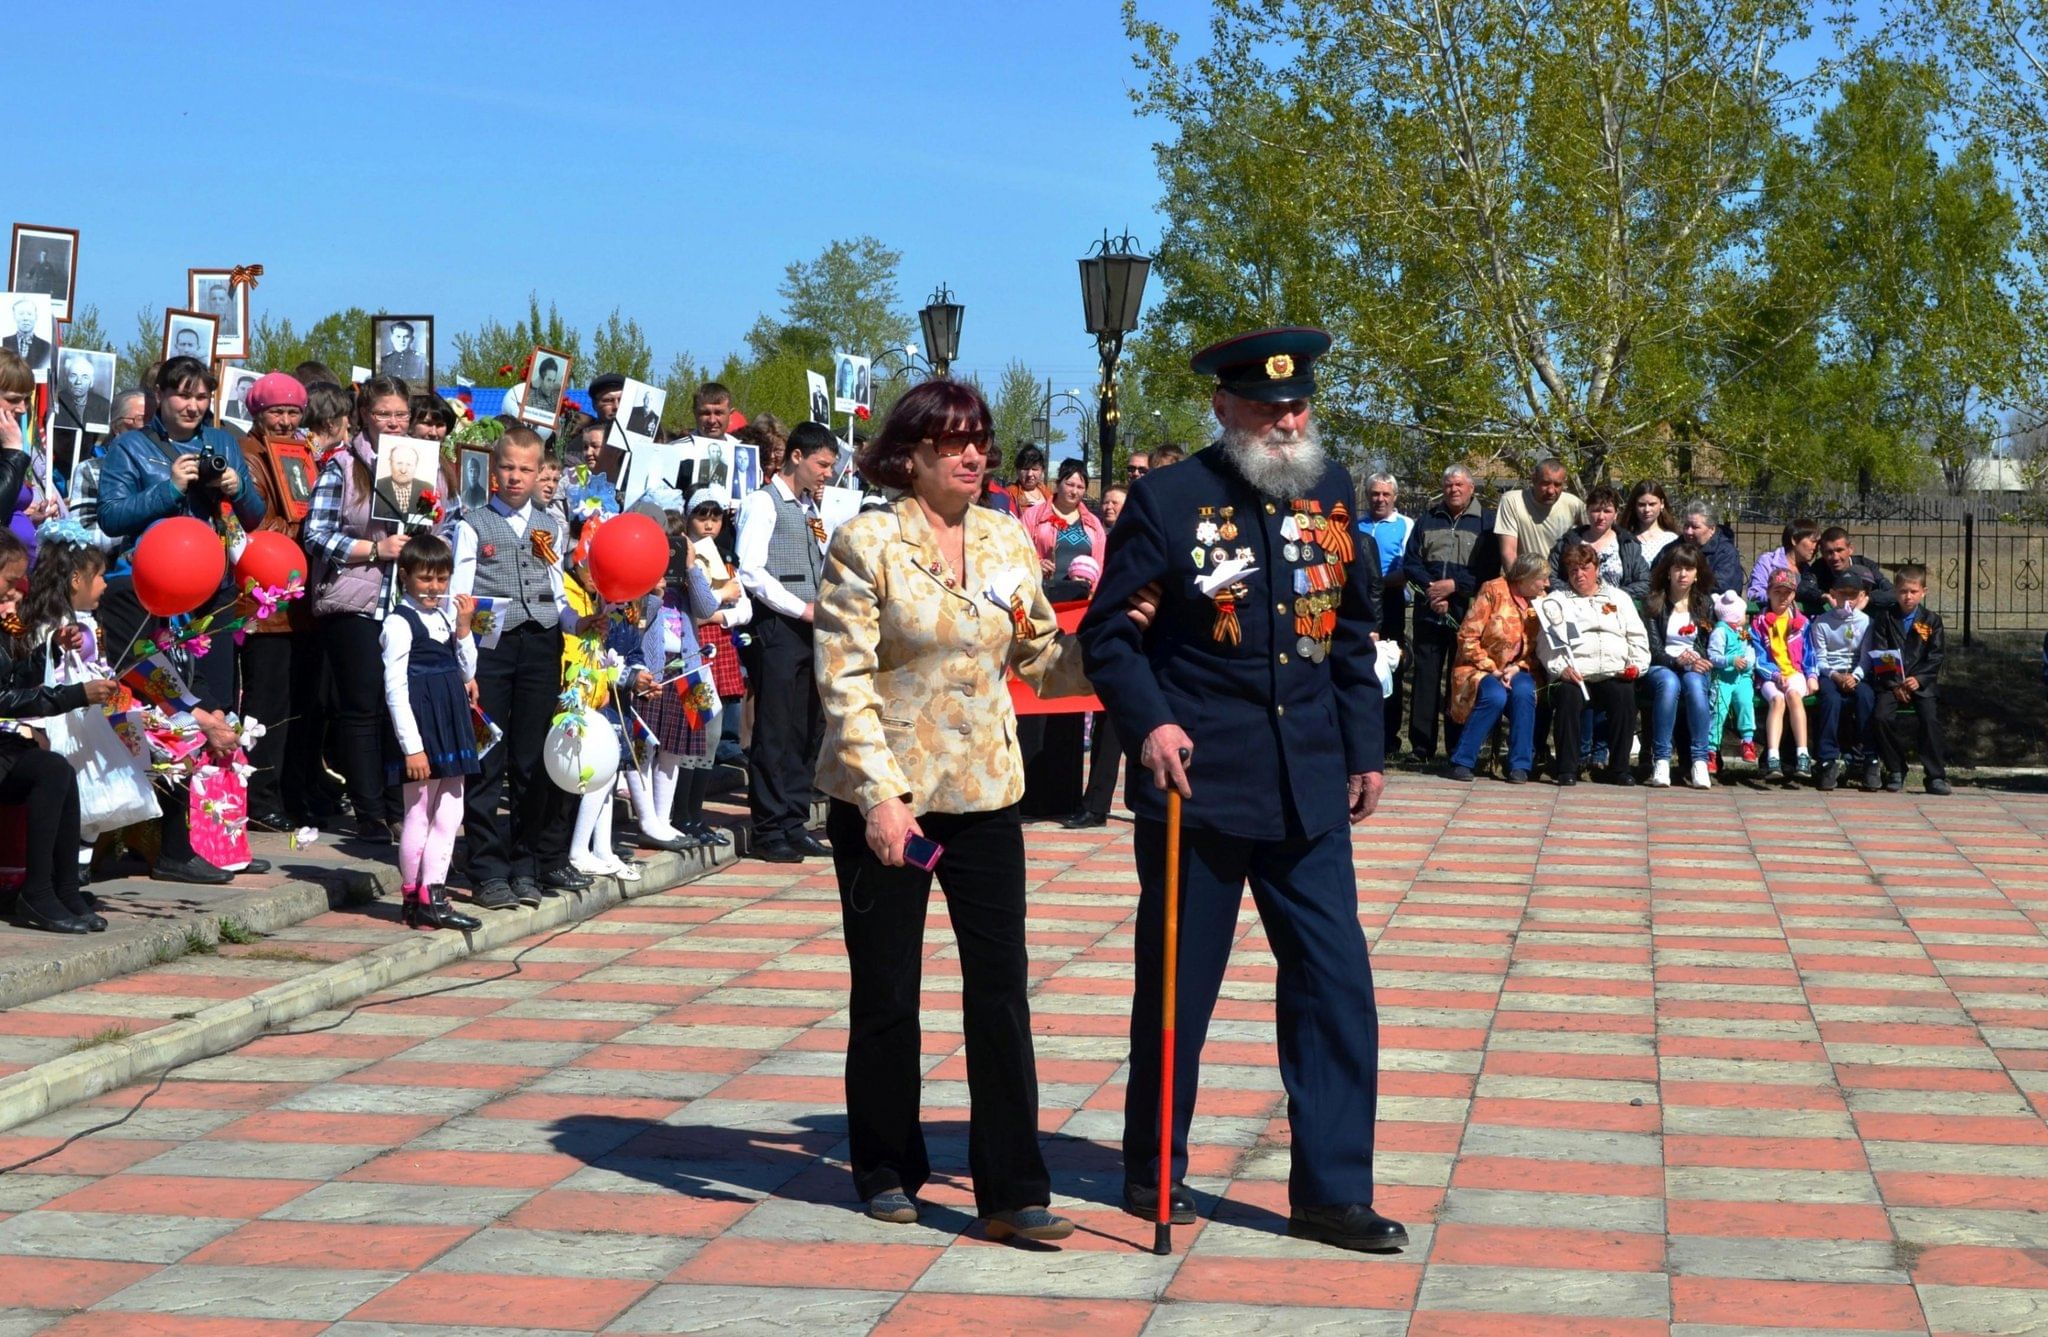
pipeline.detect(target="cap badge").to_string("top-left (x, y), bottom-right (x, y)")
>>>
top-left (1265, 353), bottom-right (1294, 379)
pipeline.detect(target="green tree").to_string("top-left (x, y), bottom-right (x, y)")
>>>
top-left (59, 304), bottom-right (111, 357)
top-left (1125, 0), bottom-right (1827, 488)
top-left (1720, 57), bottom-right (2027, 491)
top-left (745, 236), bottom-right (912, 363)
top-left (245, 307), bottom-right (373, 379)
top-left (119, 306), bottom-right (162, 384)
top-left (589, 307), bottom-right (654, 383)
top-left (449, 294), bottom-right (584, 386)
top-left (989, 360), bottom-right (1064, 456)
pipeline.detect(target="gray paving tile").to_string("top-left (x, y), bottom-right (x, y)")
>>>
top-left (1415, 1265), bottom-right (1669, 1319)
top-left (605, 1283), bottom-right (894, 1333)
top-left (94, 1264), bottom-right (404, 1320)
top-left (1141, 1304), bottom-right (1408, 1334)
top-left (265, 1181), bottom-right (538, 1226)
top-left (425, 1227), bottom-right (700, 1281)
top-left (0, 1210), bottom-right (240, 1263)
top-left (132, 1139), bottom-right (384, 1179)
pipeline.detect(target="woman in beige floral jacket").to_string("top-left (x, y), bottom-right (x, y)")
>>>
top-left (815, 380), bottom-right (1090, 1243)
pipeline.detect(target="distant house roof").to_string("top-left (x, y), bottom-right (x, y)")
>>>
top-left (442, 387), bottom-right (593, 420)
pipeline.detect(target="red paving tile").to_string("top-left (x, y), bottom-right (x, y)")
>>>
top-left (1429, 1222), bottom-right (1667, 1271)
top-left (1165, 1255), bottom-right (1422, 1308)
top-left (506, 1189), bottom-right (757, 1237)
top-left (6, 1257), bottom-right (160, 1309)
top-left (669, 1237), bottom-right (943, 1289)
top-left (1671, 1276), bottom-right (1926, 1330)
top-left (42, 1175), bottom-right (315, 1217)
top-left (41, 1318), bottom-right (328, 1337)
top-left (1409, 1317), bottom-right (1670, 1337)
top-left (342, 1149), bottom-right (585, 1188)
top-left (871, 1295), bottom-right (1153, 1336)
top-left (347, 1272), bottom-right (652, 1329)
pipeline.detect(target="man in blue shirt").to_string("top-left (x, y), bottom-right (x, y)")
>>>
top-left (96, 356), bottom-right (268, 886)
top-left (1357, 472), bottom-right (1413, 757)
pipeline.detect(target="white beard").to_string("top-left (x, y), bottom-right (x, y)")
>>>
top-left (1221, 418), bottom-right (1327, 499)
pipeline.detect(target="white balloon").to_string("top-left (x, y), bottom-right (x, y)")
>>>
top-left (543, 715), bottom-right (620, 795)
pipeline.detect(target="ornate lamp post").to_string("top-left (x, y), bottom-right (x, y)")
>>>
top-left (1077, 230), bottom-right (1150, 480)
top-left (917, 283), bottom-right (964, 378)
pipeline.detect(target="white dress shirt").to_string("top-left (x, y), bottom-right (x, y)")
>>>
top-left (735, 474), bottom-right (820, 620)
top-left (380, 596), bottom-right (477, 756)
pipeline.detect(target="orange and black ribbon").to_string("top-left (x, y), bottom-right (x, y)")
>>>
top-left (530, 528), bottom-right (559, 567)
top-left (806, 515), bottom-right (827, 546)
top-left (228, 264), bottom-right (264, 291)
top-left (1008, 590), bottom-right (1033, 638)
top-left (1212, 590), bottom-right (1241, 646)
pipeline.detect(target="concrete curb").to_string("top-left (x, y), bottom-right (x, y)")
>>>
top-left (0, 866), bottom-right (388, 1013)
top-left (0, 835), bottom-right (745, 1135)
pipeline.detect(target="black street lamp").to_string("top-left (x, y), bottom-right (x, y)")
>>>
top-left (1078, 229), bottom-right (1151, 480)
top-left (918, 283), bottom-right (964, 378)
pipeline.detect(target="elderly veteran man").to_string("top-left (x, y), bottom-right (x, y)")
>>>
top-left (1079, 326), bottom-right (1406, 1255)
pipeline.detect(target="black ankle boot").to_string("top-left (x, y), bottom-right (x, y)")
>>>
top-left (403, 886), bottom-right (481, 933)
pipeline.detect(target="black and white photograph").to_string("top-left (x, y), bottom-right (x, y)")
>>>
top-left (9, 226), bottom-right (78, 322)
top-left (47, 426), bottom-right (84, 494)
top-left (620, 378), bottom-right (666, 442)
top-left (187, 269), bottom-right (248, 359)
top-left (459, 447), bottom-right (492, 513)
top-left (696, 436), bottom-right (730, 492)
top-left (806, 369), bottom-right (831, 425)
top-left (370, 314), bottom-right (434, 389)
top-left (161, 308), bottom-right (217, 366)
top-left (50, 348), bottom-right (116, 434)
top-left (277, 450), bottom-right (316, 510)
top-left (218, 365), bottom-right (261, 430)
top-left (832, 351), bottom-right (871, 415)
top-left (370, 434), bottom-right (433, 526)
top-left (3, 292), bottom-right (55, 380)
top-left (730, 442), bottom-right (761, 503)
top-left (519, 346), bottom-right (573, 429)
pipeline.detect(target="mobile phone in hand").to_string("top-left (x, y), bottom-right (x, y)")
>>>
top-left (903, 834), bottom-right (943, 871)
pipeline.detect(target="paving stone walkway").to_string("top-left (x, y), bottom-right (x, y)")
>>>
top-left (0, 777), bottom-right (2045, 1334)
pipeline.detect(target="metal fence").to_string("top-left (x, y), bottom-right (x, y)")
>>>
top-left (1701, 490), bottom-right (2048, 643)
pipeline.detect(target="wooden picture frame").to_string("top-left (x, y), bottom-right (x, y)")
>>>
top-left (162, 308), bottom-right (218, 365)
top-left (369, 314), bottom-right (434, 393)
top-left (10, 225), bottom-right (79, 323)
top-left (186, 269), bottom-right (248, 360)
top-left (518, 345), bottom-right (574, 430)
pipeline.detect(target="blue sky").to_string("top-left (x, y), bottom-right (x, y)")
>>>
top-left (29, 0), bottom-right (1211, 400)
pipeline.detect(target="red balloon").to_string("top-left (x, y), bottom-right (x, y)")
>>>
top-left (233, 530), bottom-right (308, 593)
top-left (586, 512), bottom-right (668, 603)
top-left (133, 517), bottom-right (228, 618)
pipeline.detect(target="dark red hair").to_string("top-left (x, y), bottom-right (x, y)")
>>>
top-left (856, 379), bottom-right (993, 490)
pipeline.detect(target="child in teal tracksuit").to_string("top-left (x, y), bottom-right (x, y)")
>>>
top-left (1708, 591), bottom-right (1757, 766)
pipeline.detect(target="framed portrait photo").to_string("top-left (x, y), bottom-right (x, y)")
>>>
top-left (10, 226), bottom-right (78, 322)
top-left (186, 269), bottom-right (247, 359)
top-left (49, 347), bottom-right (116, 433)
top-left (161, 308), bottom-right (218, 366)
top-left (370, 433), bottom-right (435, 527)
top-left (729, 442), bottom-right (761, 505)
top-left (458, 446), bottom-right (492, 514)
top-left (833, 351), bottom-right (872, 416)
top-left (217, 364), bottom-right (262, 430)
top-left (619, 378), bottom-right (666, 445)
top-left (369, 314), bottom-right (433, 392)
top-left (806, 369), bottom-right (832, 426)
top-left (2, 292), bottom-right (55, 382)
top-left (519, 346), bottom-right (574, 430)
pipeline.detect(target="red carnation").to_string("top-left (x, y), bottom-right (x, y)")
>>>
top-left (481, 543), bottom-right (496, 559)
top-left (1680, 623), bottom-right (1696, 636)
top-left (854, 405), bottom-right (871, 420)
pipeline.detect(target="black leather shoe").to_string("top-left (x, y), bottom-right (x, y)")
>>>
top-left (1862, 760), bottom-right (1884, 792)
top-left (684, 822), bottom-right (732, 847)
top-left (1884, 772), bottom-right (1905, 792)
top-left (1505, 769), bottom-right (1530, 784)
top-left (635, 830), bottom-right (693, 853)
top-left (472, 878), bottom-right (519, 910)
top-left (1816, 760), bottom-right (1840, 791)
top-left (10, 899), bottom-right (93, 934)
top-left (1927, 777), bottom-right (1953, 796)
top-left (246, 807), bottom-right (294, 832)
top-left (510, 877), bottom-right (544, 907)
top-left (153, 855), bottom-right (231, 886)
top-left (1287, 1203), bottom-right (1410, 1253)
top-left (1062, 810), bottom-right (1109, 829)
top-left (791, 831), bottom-right (831, 857)
top-left (238, 859), bottom-right (271, 876)
top-left (539, 866), bottom-right (589, 892)
top-left (1123, 1180), bottom-right (1196, 1225)
top-left (753, 838), bottom-right (803, 864)
top-left (404, 886), bottom-right (482, 932)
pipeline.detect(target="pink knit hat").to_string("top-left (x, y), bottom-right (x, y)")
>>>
top-left (1069, 555), bottom-right (1102, 587)
top-left (247, 372), bottom-right (308, 411)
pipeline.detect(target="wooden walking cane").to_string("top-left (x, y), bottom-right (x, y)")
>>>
top-left (1154, 781), bottom-right (1184, 1256)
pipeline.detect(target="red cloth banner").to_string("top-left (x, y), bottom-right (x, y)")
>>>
top-left (1008, 599), bottom-right (1102, 716)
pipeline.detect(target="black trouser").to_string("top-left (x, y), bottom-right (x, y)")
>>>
top-left (1553, 677), bottom-right (1637, 782)
top-left (2, 748), bottom-right (83, 916)
top-left (828, 799), bottom-right (1048, 1216)
top-left (463, 621), bottom-right (569, 883)
top-left (1406, 615), bottom-right (1459, 760)
top-left (319, 613), bottom-right (395, 825)
top-left (1873, 687), bottom-right (1947, 779)
top-left (1081, 711), bottom-right (1121, 818)
top-left (746, 612), bottom-right (818, 842)
top-left (238, 631), bottom-right (325, 820)
top-left (100, 577), bottom-right (238, 865)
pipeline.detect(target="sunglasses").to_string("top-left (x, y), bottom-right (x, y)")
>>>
top-left (1127, 465), bottom-right (1149, 476)
top-left (922, 430), bottom-right (993, 459)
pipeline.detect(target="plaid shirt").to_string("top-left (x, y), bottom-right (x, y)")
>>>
top-left (303, 454), bottom-right (361, 568)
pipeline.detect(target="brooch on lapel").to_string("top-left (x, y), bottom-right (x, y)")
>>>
top-left (481, 543), bottom-right (497, 560)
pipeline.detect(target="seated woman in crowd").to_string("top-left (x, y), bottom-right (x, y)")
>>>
top-left (1537, 543), bottom-right (1649, 785)
top-left (1445, 553), bottom-right (1549, 783)
top-left (1642, 543), bottom-right (1716, 788)
top-left (1548, 485), bottom-right (1650, 604)
top-left (1751, 567), bottom-right (1814, 779)
top-left (1747, 517), bottom-right (1819, 605)
top-left (1626, 480), bottom-right (1679, 566)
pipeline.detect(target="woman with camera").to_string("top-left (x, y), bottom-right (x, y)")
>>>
top-left (96, 355), bottom-right (271, 884)
top-left (303, 374), bottom-right (417, 843)
top-left (814, 379), bottom-right (1093, 1241)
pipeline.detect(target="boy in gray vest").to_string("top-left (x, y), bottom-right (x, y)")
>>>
top-left (450, 428), bottom-right (584, 908)
top-left (734, 423), bottom-right (840, 861)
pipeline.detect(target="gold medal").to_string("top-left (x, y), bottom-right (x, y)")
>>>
top-left (1219, 507), bottom-right (1238, 542)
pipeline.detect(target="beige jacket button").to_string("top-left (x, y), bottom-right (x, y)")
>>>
top-left (1275, 603), bottom-right (1286, 613)
top-left (1278, 653), bottom-right (1289, 664)
top-left (1264, 503), bottom-right (1277, 514)
top-left (1276, 704), bottom-right (1286, 716)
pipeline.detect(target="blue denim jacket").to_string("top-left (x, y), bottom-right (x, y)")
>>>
top-left (96, 417), bottom-right (267, 574)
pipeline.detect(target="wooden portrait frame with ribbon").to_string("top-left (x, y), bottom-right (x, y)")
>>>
top-left (186, 267), bottom-right (253, 361)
